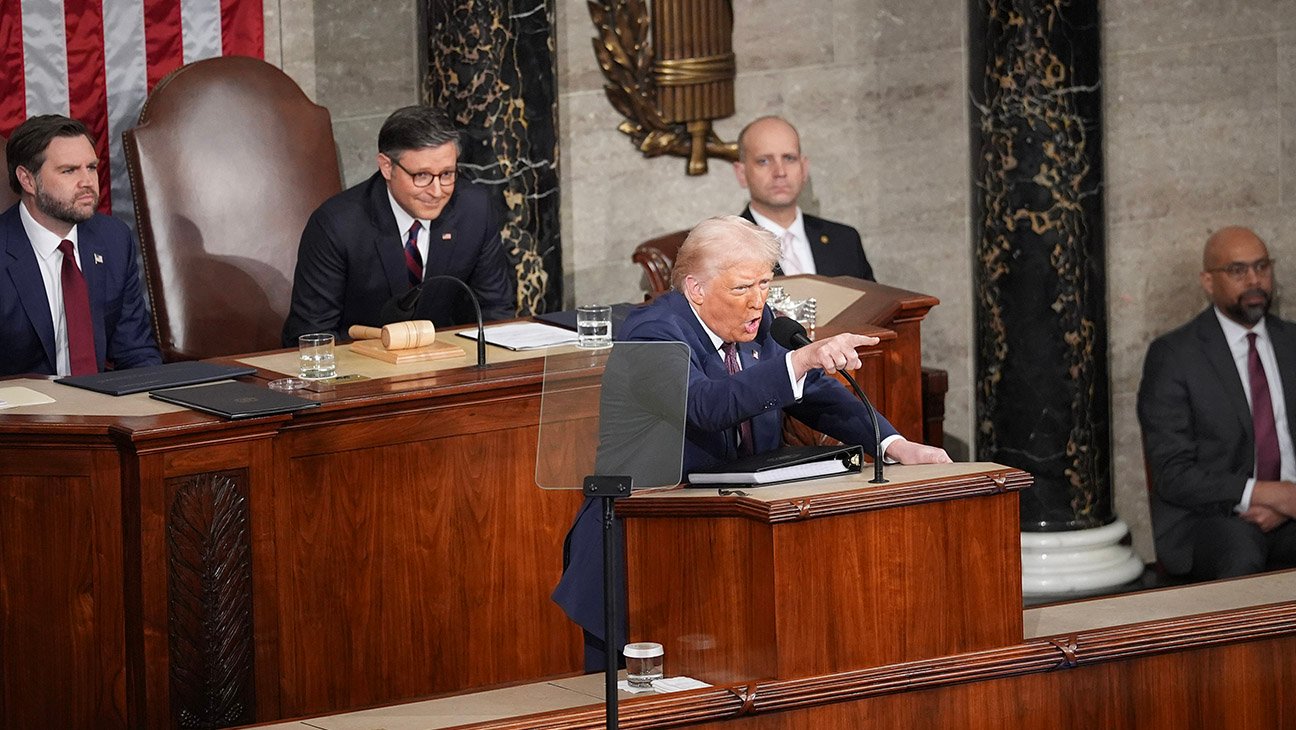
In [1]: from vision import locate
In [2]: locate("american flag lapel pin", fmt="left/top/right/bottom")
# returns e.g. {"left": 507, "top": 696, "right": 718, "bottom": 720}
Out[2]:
{"left": 94, "top": 253, "right": 104, "bottom": 264}
{"left": 442, "top": 232, "right": 452, "bottom": 240}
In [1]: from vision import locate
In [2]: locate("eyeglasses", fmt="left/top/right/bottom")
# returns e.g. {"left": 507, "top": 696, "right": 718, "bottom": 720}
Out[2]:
{"left": 1207, "top": 258, "right": 1275, "bottom": 280}
{"left": 389, "top": 157, "right": 457, "bottom": 188}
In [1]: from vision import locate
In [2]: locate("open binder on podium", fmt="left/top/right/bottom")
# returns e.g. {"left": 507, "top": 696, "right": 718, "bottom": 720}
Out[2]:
{"left": 686, "top": 443, "right": 863, "bottom": 486}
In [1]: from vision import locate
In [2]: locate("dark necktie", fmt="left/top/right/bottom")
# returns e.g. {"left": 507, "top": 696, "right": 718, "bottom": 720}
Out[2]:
{"left": 1247, "top": 332, "right": 1282, "bottom": 481}
{"left": 58, "top": 240, "right": 97, "bottom": 375}
{"left": 403, "top": 220, "right": 423, "bottom": 288}
{"left": 722, "top": 342, "right": 754, "bottom": 456}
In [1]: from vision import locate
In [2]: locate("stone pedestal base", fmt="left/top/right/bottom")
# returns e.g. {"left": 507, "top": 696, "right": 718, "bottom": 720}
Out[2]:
{"left": 1021, "top": 519, "right": 1144, "bottom": 597}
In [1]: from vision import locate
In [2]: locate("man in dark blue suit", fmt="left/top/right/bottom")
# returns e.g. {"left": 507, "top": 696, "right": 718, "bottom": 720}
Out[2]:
{"left": 553, "top": 215, "right": 949, "bottom": 669}
{"left": 2, "top": 115, "right": 160, "bottom": 377}
{"left": 734, "top": 116, "right": 874, "bottom": 281}
{"left": 282, "top": 106, "right": 515, "bottom": 345}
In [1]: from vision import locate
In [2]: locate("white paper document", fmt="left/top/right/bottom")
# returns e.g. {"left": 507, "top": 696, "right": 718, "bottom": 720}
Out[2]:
{"left": 0, "top": 386, "right": 57, "bottom": 409}
{"left": 456, "top": 322, "right": 579, "bottom": 350}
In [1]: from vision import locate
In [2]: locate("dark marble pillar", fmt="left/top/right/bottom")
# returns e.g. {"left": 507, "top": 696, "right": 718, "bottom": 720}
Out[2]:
{"left": 424, "top": 0, "right": 561, "bottom": 315}
{"left": 969, "top": 0, "right": 1109, "bottom": 532}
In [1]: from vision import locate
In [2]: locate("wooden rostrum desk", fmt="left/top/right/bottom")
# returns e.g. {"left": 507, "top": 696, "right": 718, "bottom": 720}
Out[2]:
{"left": 619, "top": 463, "right": 1031, "bottom": 685}
{"left": 0, "top": 276, "right": 939, "bottom": 729}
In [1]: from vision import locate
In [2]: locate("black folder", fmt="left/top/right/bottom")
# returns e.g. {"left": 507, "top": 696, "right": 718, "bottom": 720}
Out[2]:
{"left": 149, "top": 381, "right": 318, "bottom": 420}
{"left": 56, "top": 361, "right": 258, "bottom": 396}
{"left": 687, "top": 444, "right": 864, "bottom": 487}
{"left": 533, "top": 302, "right": 639, "bottom": 338}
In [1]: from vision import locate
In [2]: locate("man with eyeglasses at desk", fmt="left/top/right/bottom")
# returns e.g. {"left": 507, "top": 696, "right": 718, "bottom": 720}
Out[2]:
{"left": 283, "top": 105, "right": 515, "bottom": 344}
{"left": 1139, "top": 226, "right": 1296, "bottom": 581}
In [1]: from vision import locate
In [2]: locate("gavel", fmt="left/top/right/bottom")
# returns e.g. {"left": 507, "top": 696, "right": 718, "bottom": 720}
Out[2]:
{"left": 347, "top": 320, "right": 437, "bottom": 350}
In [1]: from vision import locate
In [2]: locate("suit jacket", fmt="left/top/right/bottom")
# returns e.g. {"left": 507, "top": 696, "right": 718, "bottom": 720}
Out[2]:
{"left": 741, "top": 206, "right": 874, "bottom": 281}
{"left": 552, "top": 290, "right": 899, "bottom": 652}
{"left": 1137, "top": 307, "right": 1296, "bottom": 574}
{"left": 282, "top": 172, "right": 515, "bottom": 345}
{"left": 0, "top": 202, "right": 160, "bottom": 376}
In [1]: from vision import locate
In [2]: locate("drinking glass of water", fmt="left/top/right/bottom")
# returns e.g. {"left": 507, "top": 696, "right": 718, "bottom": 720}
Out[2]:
{"left": 576, "top": 304, "right": 612, "bottom": 349}
{"left": 298, "top": 333, "right": 337, "bottom": 379}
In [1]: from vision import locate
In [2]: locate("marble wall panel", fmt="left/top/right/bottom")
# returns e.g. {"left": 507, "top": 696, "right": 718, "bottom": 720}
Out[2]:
{"left": 830, "top": 0, "right": 965, "bottom": 64}
{"left": 263, "top": 1, "right": 282, "bottom": 68}
{"left": 1110, "top": 390, "right": 1153, "bottom": 558}
{"left": 556, "top": 0, "right": 603, "bottom": 95}
{"left": 1104, "top": 37, "right": 1282, "bottom": 225}
{"left": 1103, "top": 0, "right": 1292, "bottom": 55}
{"left": 278, "top": 0, "right": 317, "bottom": 102}
{"left": 1282, "top": 31, "right": 1296, "bottom": 208}
{"left": 330, "top": 115, "right": 386, "bottom": 188}
{"left": 313, "top": 0, "right": 420, "bottom": 119}
{"left": 729, "top": 0, "right": 835, "bottom": 71}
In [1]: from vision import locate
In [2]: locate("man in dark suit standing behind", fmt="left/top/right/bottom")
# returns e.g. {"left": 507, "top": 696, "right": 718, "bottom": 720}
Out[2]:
{"left": 1138, "top": 226, "right": 1296, "bottom": 580}
{"left": 282, "top": 106, "right": 515, "bottom": 345}
{"left": 734, "top": 116, "right": 874, "bottom": 281}
{"left": 1, "top": 115, "right": 160, "bottom": 376}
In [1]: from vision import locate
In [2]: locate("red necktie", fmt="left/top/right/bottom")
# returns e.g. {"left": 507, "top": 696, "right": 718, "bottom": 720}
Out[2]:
{"left": 722, "top": 342, "right": 754, "bottom": 456}
{"left": 403, "top": 220, "right": 423, "bottom": 288}
{"left": 58, "top": 240, "right": 97, "bottom": 375}
{"left": 1247, "top": 332, "right": 1282, "bottom": 481}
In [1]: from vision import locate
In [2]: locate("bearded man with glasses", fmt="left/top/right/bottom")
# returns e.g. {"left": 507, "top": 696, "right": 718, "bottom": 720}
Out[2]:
{"left": 283, "top": 105, "right": 515, "bottom": 345}
{"left": 1139, "top": 226, "right": 1296, "bottom": 581}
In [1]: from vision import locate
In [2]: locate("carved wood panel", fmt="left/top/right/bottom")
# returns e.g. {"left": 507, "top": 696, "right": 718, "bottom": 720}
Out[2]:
{"left": 166, "top": 470, "right": 255, "bottom": 728}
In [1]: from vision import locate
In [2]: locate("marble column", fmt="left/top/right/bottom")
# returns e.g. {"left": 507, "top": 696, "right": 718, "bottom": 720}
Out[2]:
{"left": 968, "top": 0, "right": 1141, "bottom": 595}
{"left": 425, "top": 0, "right": 561, "bottom": 315}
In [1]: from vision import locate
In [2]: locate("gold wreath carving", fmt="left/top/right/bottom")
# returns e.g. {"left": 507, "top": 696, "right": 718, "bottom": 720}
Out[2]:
{"left": 588, "top": 0, "right": 738, "bottom": 175}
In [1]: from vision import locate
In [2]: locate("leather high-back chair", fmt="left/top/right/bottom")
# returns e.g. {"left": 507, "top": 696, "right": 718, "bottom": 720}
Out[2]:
{"left": 0, "top": 135, "right": 18, "bottom": 210}
{"left": 124, "top": 56, "right": 342, "bottom": 360}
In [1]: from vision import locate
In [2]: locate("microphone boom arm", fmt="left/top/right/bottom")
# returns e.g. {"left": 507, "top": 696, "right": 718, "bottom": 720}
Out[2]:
{"left": 384, "top": 275, "right": 488, "bottom": 368}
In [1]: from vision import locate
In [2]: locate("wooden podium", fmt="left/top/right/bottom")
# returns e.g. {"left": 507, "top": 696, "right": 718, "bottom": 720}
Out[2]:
{"left": 619, "top": 463, "right": 1031, "bottom": 684}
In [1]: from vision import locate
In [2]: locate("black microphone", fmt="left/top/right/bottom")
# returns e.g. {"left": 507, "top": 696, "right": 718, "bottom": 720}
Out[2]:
{"left": 771, "top": 316, "right": 887, "bottom": 484}
{"left": 380, "top": 275, "right": 487, "bottom": 369}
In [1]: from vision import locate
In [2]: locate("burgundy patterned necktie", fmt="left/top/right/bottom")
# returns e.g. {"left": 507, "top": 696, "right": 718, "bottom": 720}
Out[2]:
{"left": 58, "top": 240, "right": 97, "bottom": 375}
{"left": 1247, "top": 332, "right": 1282, "bottom": 481}
{"left": 403, "top": 220, "right": 423, "bottom": 288}
{"left": 722, "top": 342, "right": 754, "bottom": 456}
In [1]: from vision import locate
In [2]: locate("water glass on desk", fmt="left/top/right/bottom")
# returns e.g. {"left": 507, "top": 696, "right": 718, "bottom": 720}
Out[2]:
{"left": 298, "top": 333, "right": 336, "bottom": 379}
{"left": 576, "top": 304, "right": 612, "bottom": 349}
{"left": 624, "top": 642, "right": 664, "bottom": 688}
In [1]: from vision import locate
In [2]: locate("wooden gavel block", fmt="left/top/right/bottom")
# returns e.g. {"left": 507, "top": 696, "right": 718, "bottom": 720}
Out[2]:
{"left": 347, "top": 321, "right": 464, "bottom": 363}
{"left": 348, "top": 321, "right": 438, "bottom": 350}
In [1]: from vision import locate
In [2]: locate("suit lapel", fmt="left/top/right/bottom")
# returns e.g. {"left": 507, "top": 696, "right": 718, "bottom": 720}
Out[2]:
{"left": 1194, "top": 309, "right": 1252, "bottom": 435}
{"left": 366, "top": 174, "right": 410, "bottom": 299}
{"left": 1267, "top": 316, "right": 1296, "bottom": 439}
{"left": 424, "top": 191, "right": 460, "bottom": 278}
{"left": 802, "top": 215, "right": 830, "bottom": 273}
{"left": 3, "top": 210, "right": 58, "bottom": 367}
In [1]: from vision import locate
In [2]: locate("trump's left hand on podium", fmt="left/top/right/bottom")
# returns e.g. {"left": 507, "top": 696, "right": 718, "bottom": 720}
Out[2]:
{"left": 884, "top": 438, "right": 952, "bottom": 465}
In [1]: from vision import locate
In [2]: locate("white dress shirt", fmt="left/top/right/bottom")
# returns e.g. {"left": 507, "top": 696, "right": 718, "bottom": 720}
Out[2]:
{"left": 1214, "top": 308, "right": 1296, "bottom": 511}
{"left": 19, "top": 200, "right": 81, "bottom": 376}
{"left": 748, "top": 207, "right": 816, "bottom": 275}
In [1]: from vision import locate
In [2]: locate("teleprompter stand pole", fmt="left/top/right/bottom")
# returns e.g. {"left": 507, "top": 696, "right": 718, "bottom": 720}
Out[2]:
{"left": 584, "top": 474, "right": 632, "bottom": 730}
